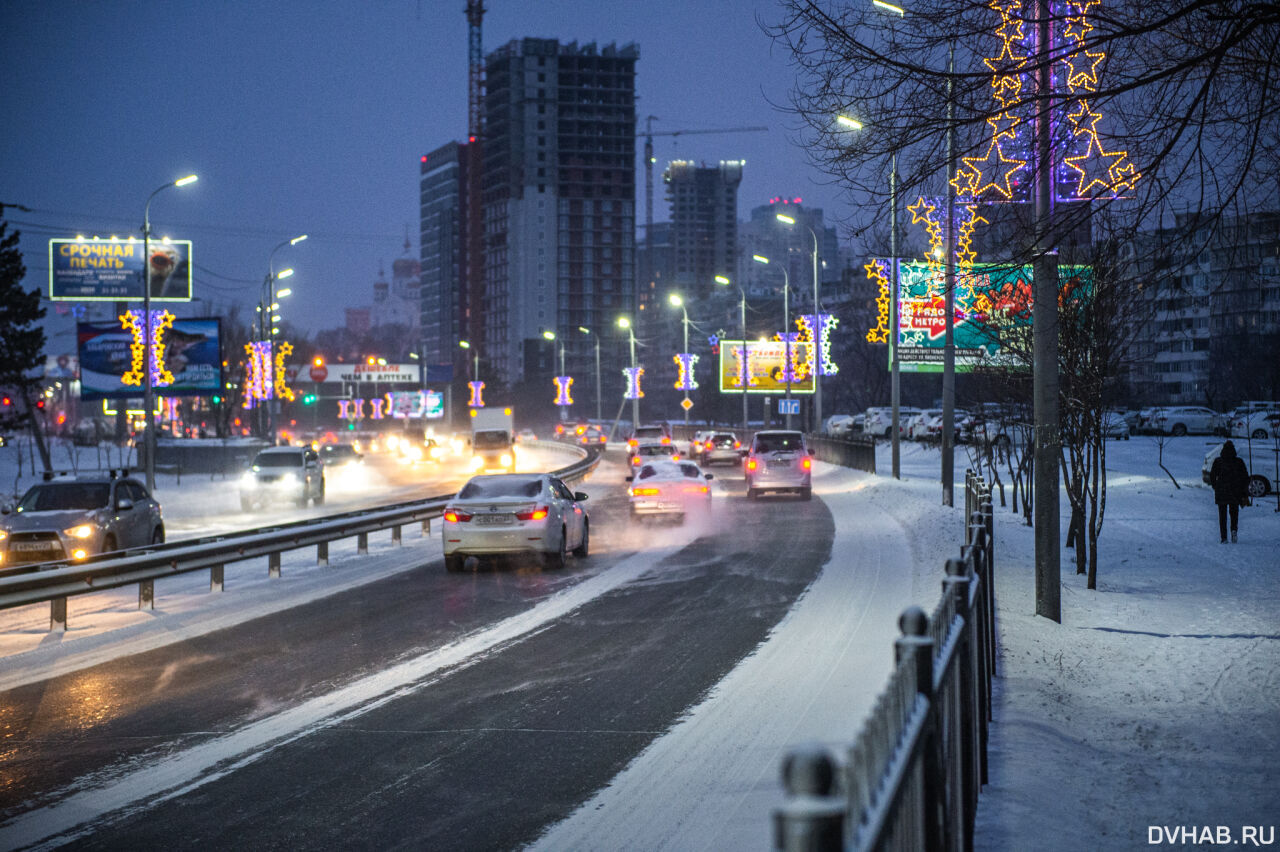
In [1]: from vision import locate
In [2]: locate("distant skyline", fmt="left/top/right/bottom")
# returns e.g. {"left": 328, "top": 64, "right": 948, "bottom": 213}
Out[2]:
{"left": 1, "top": 0, "right": 857, "bottom": 356}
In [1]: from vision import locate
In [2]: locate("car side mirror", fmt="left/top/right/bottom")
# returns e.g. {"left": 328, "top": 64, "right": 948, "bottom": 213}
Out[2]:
{"left": 704, "top": 473, "right": 714, "bottom": 480}
{"left": 116, "top": 498, "right": 134, "bottom": 511}
{"left": 1, "top": 503, "right": 11, "bottom": 515}
{"left": 574, "top": 491, "right": 589, "bottom": 501}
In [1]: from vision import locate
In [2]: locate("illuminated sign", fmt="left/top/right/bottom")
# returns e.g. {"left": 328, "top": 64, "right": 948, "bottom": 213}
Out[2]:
{"left": 673, "top": 353, "right": 699, "bottom": 391}
{"left": 717, "top": 340, "right": 815, "bottom": 394}
{"left": 120, "top": 309, "right": 175, "bottom": 388}
{"left": 302, "top": 363, "right": 422, "bottom": 384}
{"left": 468, "top": 381, "right": 485, "bottom": 407}
{"left": 623, "top": 367, "right": 645, "bottom": 400}
{"left": 554, "top": 376, "right": 573, "bottom": 406}
{"left": 49, "top": 238, "right": 193, "bottom": 301}
{"left": 77, "top": 318, "right": 222, "bottom": 400}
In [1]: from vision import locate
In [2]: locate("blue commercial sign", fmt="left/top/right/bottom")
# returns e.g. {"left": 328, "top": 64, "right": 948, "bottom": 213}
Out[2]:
{"left": 77, "top": 318, "right": 222, "bottom": 399}
{"left": 49, "top": 238, "right": 193, "bottom": 301}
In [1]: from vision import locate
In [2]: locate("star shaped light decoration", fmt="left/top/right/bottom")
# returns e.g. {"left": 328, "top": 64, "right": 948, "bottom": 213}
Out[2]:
{"left": 864, "top": 260, "right": 891, "bottom": 344}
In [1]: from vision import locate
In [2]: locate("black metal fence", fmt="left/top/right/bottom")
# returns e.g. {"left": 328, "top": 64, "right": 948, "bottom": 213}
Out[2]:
{"left": 807, "top": 434, "right": 877, "bottom": 476}
{"left": 773, "top": 470, "right": 995, "bottom": 851}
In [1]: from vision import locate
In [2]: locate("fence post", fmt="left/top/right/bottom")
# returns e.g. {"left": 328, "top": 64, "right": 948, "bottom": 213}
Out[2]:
{"left": 422, "top": 517, "right": 431, "bottom": 535}
{"left": 268, "top": 551, "right": 281, "bottom": 579}
{"left": 51, "top": 596, "right": 68, "bottom": 632}
{"left": 772, "top": 745, "right": 845, "bottom": 852}
{"left": 896, "top": 606, "right": 944, "bottom": 852}
{"left": 391, "top": 524, "right": 402, "bottom": 546}
{"left": 210, "top": 564, "right": 224, "bottom": 592}
{"left": 139, "top": 579, "right": 155, "bottom": 610}
{"left": 945, "top": 557, "right": 978, "bottom": 852}
{"left": 317, "top": 541, "right": 329, "bottom": 566}
{"left": 357, "top": 532, "right": 368, "bottom": 555}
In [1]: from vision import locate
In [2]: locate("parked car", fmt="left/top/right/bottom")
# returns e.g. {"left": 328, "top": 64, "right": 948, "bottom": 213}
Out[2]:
{"left": 823, "top": 415, "right": 856, "bottom": 437}
{"left": 744, "top": 430, "right": 813, "bottom": 500}
{"left": 864, "top": 406, "right": 923, "bottom": 438}
{"left": 0, "top": 471, "right": 164, "bottom": 572}
{"left": 626, "top": 460, "right": 714, "bottom": 523}
{"left": 1101, "top": 411, "right": 1131, "bottom": 439}
{"left": 240, "top": 446, "right": 325, "bottom": 510}
{"left": 1202, "top": 443, "right": 1272, "bottom": 498}
{"left": 1150, "top": 406, "right": 1220, "bottom": 436}
{"left": 441, "top": 473, "right": 589, "bottom": 571}
{"left": 1230, "top": 407, "right": 1280, "bottom": 441}
{"left": 907, "top": 409, "right": 944, "bottom": 441}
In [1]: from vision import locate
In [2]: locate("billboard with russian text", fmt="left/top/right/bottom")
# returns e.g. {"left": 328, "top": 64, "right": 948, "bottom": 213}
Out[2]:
{"left": 77, "top": 318, "right": 221, "bottom": 399}
{"left": 49, "top": 238, "right": 193, "bottom": 301}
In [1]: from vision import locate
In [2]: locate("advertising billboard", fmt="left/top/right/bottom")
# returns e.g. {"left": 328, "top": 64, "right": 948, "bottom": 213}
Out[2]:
{"left": 716, "top": 340, "right": 815, "bottom": 394}
{"left": 77, "top": 318, "right": 222, "bottom": 399}
{"left": 49, "top": 238, "right": 193, "bottom": 302}
{"left": 309, "top": 363, "right": 422, "bottom": 384}
{"left": 895, "top": 261, "right": 1092, "bottom": 372}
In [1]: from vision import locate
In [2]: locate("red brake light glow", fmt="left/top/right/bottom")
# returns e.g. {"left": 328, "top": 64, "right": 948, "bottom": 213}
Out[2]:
{"left": 631, "top": 487, "right": 660, "bottom": 496}
{"left": 444, "top": 510, "right": 473, "bottom": 523}
{"left": 516, "top": 506, "right": 550, "bottom": 521}
{"left": 746, "top": 459, "right": 758, "bottom": 471}
{"left": 661, "top": 436, "right": 670, "bottom": 444}
{"left": 733, "top": 441, "right": 741, "bottom": 449}
{"left": 631, "top": 455, "right": 642, "bottom": 466}
{"left": 802, "top": 458, "right": 812, "bottom": 470}
{"left": 682, "top": 485, "right": 709, "bottom": 494}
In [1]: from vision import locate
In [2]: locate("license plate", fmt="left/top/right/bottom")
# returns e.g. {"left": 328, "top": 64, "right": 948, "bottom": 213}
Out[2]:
{"left": 659, "top": 502, "right": 681, "bottom": 510}
{"left": 14, "top": 542, "right": 57, "bottom": 552}
{"left": 476, "top": 514, "right": 514, "bottom": 526}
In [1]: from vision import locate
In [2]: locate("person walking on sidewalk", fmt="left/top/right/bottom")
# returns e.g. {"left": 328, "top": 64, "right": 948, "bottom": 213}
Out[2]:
{"left": 1210, "top": 440, "right": 1250, "bottom": 543}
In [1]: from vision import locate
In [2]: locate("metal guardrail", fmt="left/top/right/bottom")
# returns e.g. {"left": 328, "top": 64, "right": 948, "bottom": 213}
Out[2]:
{"left": 0, "top": 442, "right": 600, "bottom": 632}
{"left": 807, "top": 434, "right": 877, "bottom": 475}
{"left": 774, "top": 470, "right": 995, "bottom": 851}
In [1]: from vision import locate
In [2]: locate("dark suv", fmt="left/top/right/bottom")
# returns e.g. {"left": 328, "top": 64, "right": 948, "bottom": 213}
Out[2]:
{"left": 239, "top": 447, "right": 325, "bottom": 510}
{"left": 0, "top": 471, "right": 164, "bottom": 572}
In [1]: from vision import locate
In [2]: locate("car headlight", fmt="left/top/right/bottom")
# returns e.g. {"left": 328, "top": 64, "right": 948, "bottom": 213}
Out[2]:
{"left": 470, "top": 455, "right": 484, "bottom": 471}
{"left": 64, "top": 524, "right": 95, "bottom": 539}
{"left": 0, "top": 529, "right": 8, "bottom": 542}
{"left": 408, "top": 447, "right": 424, "bottom": 460}
{"left": 241, "top": 472, "right": 257, "bottom": 486}
{"left": 500, "top": 453, "right": 513, "bottom": 467}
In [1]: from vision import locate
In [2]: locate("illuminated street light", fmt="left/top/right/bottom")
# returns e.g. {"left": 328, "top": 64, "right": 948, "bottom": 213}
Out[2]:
{"left": 752, "top": 255, "right": 794, "bottom": 429}
{"left": 669, "top": 293, "right": 691, "bottom": 427}
{"left": 777, "top": 211, "right": 824, "bottom": 429}
{"left": 617, "top": 316, "right": 639, "bottom": 427}
{"left": 715, "top": 275, "right": 749, "bottom": 433}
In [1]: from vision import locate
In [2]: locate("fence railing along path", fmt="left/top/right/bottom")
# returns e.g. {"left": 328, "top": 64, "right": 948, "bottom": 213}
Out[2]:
{"left": 774, "top": 469, "right": 995, "bottom": 851}
{"left": 1, "top": 442, "right": 599, "bottom": 632}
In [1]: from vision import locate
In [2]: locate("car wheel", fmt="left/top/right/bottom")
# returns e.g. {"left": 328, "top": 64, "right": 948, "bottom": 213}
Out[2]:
{"left": 152, "top": 527, "right": 165, "bottom": 545}
{"left": 240, "top": 495, "right": 254, "bottom": 512}
{"left": 445, "top": 554, "right": 465, "bottom": 573}
{"left": 1171, "top": 423, "right": 1188, "bottom": 437}
{"left": 800, "top": 487, "right": 812, "bottom": 501}
{"left": 1251, "top": 428, "right": 1268, "bottom": 440}
{"left": 313, "top": 479, "right": 325, "bottom": 506}
{"left": 572, "top": 521, "right": 590, "bottom": 558}
{"left": 1248, "top": 475, "right": 1270, "bottom": 499}
{"left": 544, "top": 528, "right": 567, "bottom": 570}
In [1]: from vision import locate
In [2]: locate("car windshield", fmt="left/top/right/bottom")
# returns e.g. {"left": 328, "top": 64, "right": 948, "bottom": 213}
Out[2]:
{"left": 712, "top": 434, "right": 736, "bottom": 446}
{"left": 457, "top": 476, "right": 542, "bottom": 499}
{"left": 322, "top": 446, "right": 357, "bottom": 460}
{"left": 633, "top": 427, "right": 665, "bottom": 439}
{"left": 755, "top": 433, "right": 805, "bottom": 453}
{"left": 473, "top": 431, "right": 510, "bottom": 449}
{"left": 18, "top": 483, "right": 111, "bottom": 512}
{"left": 254, "top": 453, "right": 303, "bottom": 467}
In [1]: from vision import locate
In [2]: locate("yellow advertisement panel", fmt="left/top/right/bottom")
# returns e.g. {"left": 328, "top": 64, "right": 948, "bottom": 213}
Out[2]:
{"left": 717, "top": 340, "right": 815, "bottom": 394}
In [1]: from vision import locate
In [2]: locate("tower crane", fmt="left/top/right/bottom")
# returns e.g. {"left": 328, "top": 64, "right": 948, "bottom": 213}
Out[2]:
{"left": 638, "top": 117, "right": 768, "bottom": 287}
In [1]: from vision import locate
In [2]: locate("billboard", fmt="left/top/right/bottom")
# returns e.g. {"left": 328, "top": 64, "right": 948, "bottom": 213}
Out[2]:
{"left": 717, "top": 340, "right": 815, "bottom": 394}
{"left": 306, "top": 363, "right": 422, "bottom": 384}
{"left": 77, "top": 318, "right": 222, "bottom": 399}
{"left": 895, "top": 262, "right": 1092, "bottom": 372}
{"left": 49, "top": 238, "right": 193, "bottom": 301}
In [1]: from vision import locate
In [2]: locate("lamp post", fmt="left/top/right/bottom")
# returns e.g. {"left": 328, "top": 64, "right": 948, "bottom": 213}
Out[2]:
{"left": 579, "top": 326, "right": 601, "bottom": 421}
{"left": 776, "top": 213, "right": 822, "bottom": 432}
{"left": 668, "top": 293, "right": 691, "bottom": 428}
{"left": 458, "top": 340, "right": 479, "bottom": 385}
{"left": 617, "top": 316, "right": 639, "bottom": 428}
{"left": 260, "top": 234, "right": 306, "bottom": 445}
{"left": 141, "top": 174, "right": 197, "bottom": 493}
{"left": 752, "top": 255, "right": 793, "bottom": 429}
{"left": 715, "top": 275, "right": 749, "bottom": 434}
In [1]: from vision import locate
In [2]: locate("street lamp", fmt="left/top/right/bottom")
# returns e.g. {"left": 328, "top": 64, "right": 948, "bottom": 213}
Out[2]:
{"left": 715, "top": 275, "right": 749, "bottom": 434}
{"left": 261, "top": 234, "right": 306, "bottom": 444}
{"left": 458, "top": 339, "right": 478, "bottom": 384}
{"left": 617, "top": 316, "right": 639, "bottom": 428}
{"left": 141, "top": 173, "right": 198, "bottom": 493}
{"left": 579, "top": 326, "right": 601, "bottom": 422}
{"left": 543, "top": 330, "right": 567, "bottom": 420}
{"left": 752, "top": 255, "right": 793, "bottom": 429}
{"left": 777, "top": 212, "right": 823, "bottom": 431}
{"left": 668, "top": 293, "right": 691, "bottom": 428}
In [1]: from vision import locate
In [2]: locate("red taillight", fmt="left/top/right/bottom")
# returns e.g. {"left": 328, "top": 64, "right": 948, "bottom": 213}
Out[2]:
{"left": 671, "top": 454, "right": 681, "bottom": 461}
{"left": 802, "top": 458, "right": 812, "bottom": 470}
{"left": 444, "top": 510, "right": 473, "bottom": 523}
{"left": 631, "top": 487, "right": 660, "bottom": 496}
{"left": 631, "top": 455, "right": 641, "bottom": 466}
{"left": 576, "top": 426, "right": 586, "bottom": 435}
{"left": 746, "top": 458, "right": 758, "bottom": 471}
{"left": 733, "top": 441, "right": 741, "bottom": 449}
{"left": 517, "top": 506, "right": 549, "bottom": 521}
{"left": 598, "top": 436, "right": 606, "bottom": 443}
{"left": 627, "top": 439, "right": 637, "bottom": 448}
{"left": 682, "top": 485, "right": 709, "bottom": 494}
{"left": 661, "top": 436, "right": 670, "bottom": 444}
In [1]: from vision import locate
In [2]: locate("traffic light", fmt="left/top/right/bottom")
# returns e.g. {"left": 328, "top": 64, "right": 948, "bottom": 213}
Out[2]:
{"left": 1, "top": 396, "right": 11, "bottom": 407}
{"left": 35, "top": 399, "right": 45, "bottom": 410}
{"left": 212, "top": 395, "right": 222, "bottom": 405}
{"left": 312, "top": 355, "right": 325, "bottom": 368}
{"left": 302, "top": 393, "right": 317, "bottom": 405}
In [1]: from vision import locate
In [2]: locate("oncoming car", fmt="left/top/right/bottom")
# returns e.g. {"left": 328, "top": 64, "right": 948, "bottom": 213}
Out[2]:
{"left": 0, "top": 471, "right": 163, "bottom": 572}
{"left": 630, "top": 441, "right": 680, "bottom": 467}
{"left": 240, "top": 446, "right": 325, "bottom": 510}
{"left": 626, "top": 460, "right": 714, "bottom": 522}
{"left": 744, "top": 430, "right": 813, "bottom": 499}
{"left": 442, "top": 473, "right": 589, "bottom": 571}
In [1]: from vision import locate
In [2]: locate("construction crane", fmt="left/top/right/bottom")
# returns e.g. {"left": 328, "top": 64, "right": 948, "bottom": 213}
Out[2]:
{"left": 638, "top": 117, "right": 768, "bottom": 285}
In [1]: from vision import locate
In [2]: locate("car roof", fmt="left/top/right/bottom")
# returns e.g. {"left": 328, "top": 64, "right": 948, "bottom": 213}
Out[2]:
{"left": 258, "top": 446, "right": 305, "bottom": 454}
{"left": 755, "top": 430, "right": 803, "bottom": 437}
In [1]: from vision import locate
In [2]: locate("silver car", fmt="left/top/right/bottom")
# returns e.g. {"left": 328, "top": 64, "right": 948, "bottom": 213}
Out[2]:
{"left": 240, "top": 447, "right": 326, "bottom": 510}
{"left": 0, "top": 472, "right": 164, "bottom": 572}
{"left": 627, "top": 460, "right": 714, "bottom": 522}
{"left": 442, "top": 473, "right": 589, "bottom": 572}
{"left": 744, "top": 430, "right": 813, "bottom": 500}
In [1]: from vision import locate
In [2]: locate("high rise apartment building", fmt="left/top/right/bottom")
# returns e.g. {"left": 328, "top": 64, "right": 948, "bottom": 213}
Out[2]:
{"left": 662, "top": 159, "right": 743, "bottom": 299}
{"left": 738, "top": 200, "right": 840, "bottom": 304}
{"left": 419, "top": 141, "right": 470, "bottom": 368}
{"left": 481, "top": 38, "right": 638, "bottom": 382}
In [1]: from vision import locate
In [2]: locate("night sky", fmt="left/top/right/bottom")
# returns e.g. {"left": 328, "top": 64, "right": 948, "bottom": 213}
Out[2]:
{"left": 1, "top": 0, "right": 853, "bottom": 357}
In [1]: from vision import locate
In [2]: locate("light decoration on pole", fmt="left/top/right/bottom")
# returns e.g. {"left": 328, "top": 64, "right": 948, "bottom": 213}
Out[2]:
{"left": 728, "top": 343, "right": 754, "bottom": 388}
{"left": 673, "top": 353, "right": 699, "bottom": 391}
{"left": 865, "top": 260, "right": 892, "bottom": 344}
{"left": 368, "top": 396, "right": 386, "bottom": 419}
{"left": 468, "top": 381, "right": 485, "bottom": 408}
{"left": 949, "top": 0, "right": 1137, "bottom": 203}
{"left": 242, "top": 341, "right": 273, "bottom": 409}
{"left": 623, "top": 366, "right": 645, "bottom": 400}
{"left": 272, "top": 341, "right": 295, "bottom": 402}
{"left": 797, "top": 314, "right": 839, "bottom": 376}
{"left": 338, "top": 399, "right": 363, "bottom": 421}
{"left": 554, "top": 376, "right": 573, "bottom": 407}
{"left": 771, "top": 331, "right": 809, "bottom": 383}
{"left": 120, "top": 309, "right": 176, "bottom": 388}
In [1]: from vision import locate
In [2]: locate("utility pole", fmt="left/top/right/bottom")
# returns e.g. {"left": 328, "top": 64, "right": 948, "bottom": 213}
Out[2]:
{"left": 942, "top": 46, "right": 957, "bottom": 507}
{"left": 890, "top": 155, "right": 901, "bottom": 479}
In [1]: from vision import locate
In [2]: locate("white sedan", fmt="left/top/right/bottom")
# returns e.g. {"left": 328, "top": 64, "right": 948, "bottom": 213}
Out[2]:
{"left": 442, "top": 473, "right": 589, "bottom": 572}
{"left": 627, "top": 460, "right": 714, "bottom": 522}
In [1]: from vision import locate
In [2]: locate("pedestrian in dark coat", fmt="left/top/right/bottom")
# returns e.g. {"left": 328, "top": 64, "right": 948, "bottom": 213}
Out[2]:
{"left": 1210, "top": 441, "right": 1250, "bottom": 542}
